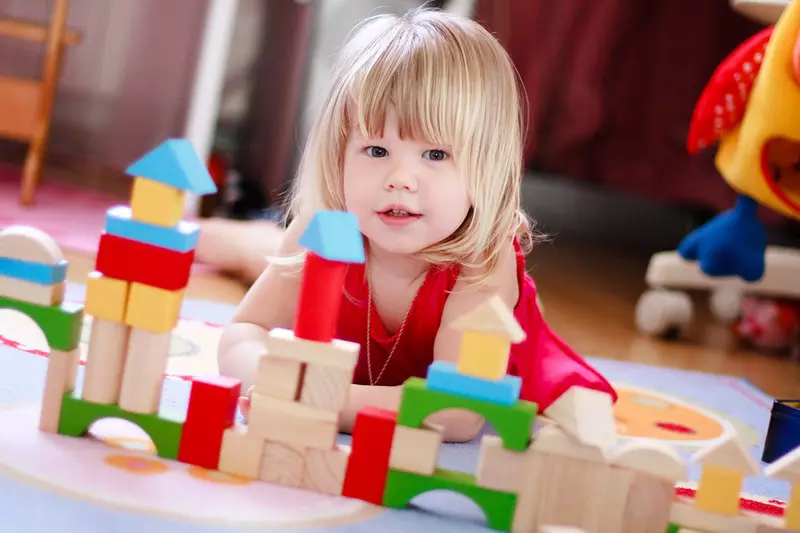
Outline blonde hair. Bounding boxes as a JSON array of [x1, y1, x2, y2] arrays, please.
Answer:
[[284, 6, 535, 283]]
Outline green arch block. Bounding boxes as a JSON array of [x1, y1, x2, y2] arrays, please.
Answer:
[[396, 378, 536, 451], [0, 296, 83, 351], [58, 393, 184, 459]]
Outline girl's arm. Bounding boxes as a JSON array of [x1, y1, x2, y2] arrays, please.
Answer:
[[429, 238, 521, 442], [217, 213, 311, 392]]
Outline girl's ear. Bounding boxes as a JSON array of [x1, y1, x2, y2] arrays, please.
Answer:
[[730, 0, 789, 25]]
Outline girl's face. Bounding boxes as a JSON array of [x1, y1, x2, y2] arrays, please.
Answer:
[[342, 107, 471, 257]]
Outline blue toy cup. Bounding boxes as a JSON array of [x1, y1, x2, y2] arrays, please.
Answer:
[[762, 399, 800, 463]]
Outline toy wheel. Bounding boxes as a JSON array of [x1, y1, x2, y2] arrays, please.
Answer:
[[635, 289, 694, 337], [709, 288, 743, 324]]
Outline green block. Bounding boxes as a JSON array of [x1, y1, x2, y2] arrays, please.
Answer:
[[397, 377, 536, 451], [58, 392, 185, 459], [0, 296, 83, 351], [384, 468, 517, 532], [664, 524, 681, 533]]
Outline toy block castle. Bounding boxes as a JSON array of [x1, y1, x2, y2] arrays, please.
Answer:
[[3, 137, 800, 532]]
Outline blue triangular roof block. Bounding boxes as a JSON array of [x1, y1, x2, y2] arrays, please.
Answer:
[[125, 138, 218, 196], [299, 210, 365, 264]]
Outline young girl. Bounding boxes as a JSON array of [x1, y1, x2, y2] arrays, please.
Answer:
[[216, 7, 617, 443]]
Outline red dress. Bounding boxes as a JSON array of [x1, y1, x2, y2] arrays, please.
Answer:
[[335, 240, 618, 412]]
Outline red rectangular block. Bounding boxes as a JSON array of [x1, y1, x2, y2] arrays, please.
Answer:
[[177, 375, 241, 470], [342, 406, 397, 505], [96, 232, 195, 291]]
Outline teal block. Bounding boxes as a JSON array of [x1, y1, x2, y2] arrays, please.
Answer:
[[105, 206, 199, 253], [299, 210, 365, 263], [0, 257, 67, 285], [125, 138, 217, 195], [427, 360, 521, 406]]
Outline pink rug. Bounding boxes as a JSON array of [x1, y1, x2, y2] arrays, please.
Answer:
[[0, 165, 123, 255]]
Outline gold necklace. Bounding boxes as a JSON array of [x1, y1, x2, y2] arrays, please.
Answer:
[[366, 272, 416, 386]]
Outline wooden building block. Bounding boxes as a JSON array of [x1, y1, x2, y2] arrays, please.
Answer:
[[248, 392, 338, 449], [39, 348, 79, 433], [397, 377, 536, 451], [608, 439, 688, 483], [254, 352, 303, 401], [384, 468, 517, 532], [456, 330, 512, 381], [0, 225, 64, 265], [543, 386, 617, 450], [124, 282, 184, 333], [96, 233, 195, 291], [0, 256, 67, 285], [259, 440, 305, 488], [178, 374, 241, 469], [427, 360, 521, 406], [476, 434, 526, 493], [85, 271, 130, 323], [763, 446, 800, 530], [0, 274, 65, 307], [389, 423, 443, 476], [105, 206, 200, 253], [342, 406, 397, 505], [669, 502, 760, 533], [218, 424, 264, 479], [266, 327, 359, 370], [117, 328, 171, 414], [81, 318, 130, 404], [299, 363, 352, 412], [691, 433, 760, 516], [130, 177, 187, 228], [301, 444, 351, 495], [539, 527, 586, 533], [0, 296, 83, 351], [58, 392, 184, 459]]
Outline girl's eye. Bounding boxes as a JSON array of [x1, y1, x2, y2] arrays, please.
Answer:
[[423, 149, 448, 161], [364, 146, 388, 158]]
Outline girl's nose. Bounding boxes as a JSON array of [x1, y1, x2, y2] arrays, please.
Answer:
[[385, 167, 418, 192]]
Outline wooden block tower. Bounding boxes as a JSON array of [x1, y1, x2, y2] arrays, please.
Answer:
[[342, 296, 538, 531], [217, 210, 365, 493], [764, 446, 800, 530]]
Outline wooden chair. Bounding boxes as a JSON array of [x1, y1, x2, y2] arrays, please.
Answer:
[[0, 0, 82, 205]]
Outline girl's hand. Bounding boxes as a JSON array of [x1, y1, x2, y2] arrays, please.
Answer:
[[238, 385, 254, 421]]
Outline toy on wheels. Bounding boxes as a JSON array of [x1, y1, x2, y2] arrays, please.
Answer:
[[636, 0, 800, 340]]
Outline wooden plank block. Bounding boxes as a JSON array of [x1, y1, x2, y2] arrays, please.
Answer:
[[476, 434, 526, 492], [342, 406, 397, 505], [254, 352, 303, 401], [0, 257, 67, 285], [124, 282, 184, 333], [389, 423, 443, 476], [301, 444, 350, 495], [117, 328, 171, 414], [0, 274, 65, 306], [259, 440, 305, 488], [248, 392, 338, 449], [539, 527, 586, 532], [0, 77, 39, 140], [105, 206, 199, 253], [669, 502, 760, 533], [39, 348, 79, 433], [81, 318, 130, 404], [218, 424, 264, 479], [130, 177, 187, 228], [85, 271, 130, 323], [427, 360, 521, 406], [266, 327, 359, 370], [96, 233, 194, 291], [178, 375, 241, 469], [299, 362, 352, 411]]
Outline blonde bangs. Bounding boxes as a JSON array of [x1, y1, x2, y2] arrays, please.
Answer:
[[287, 7, 534, 283]]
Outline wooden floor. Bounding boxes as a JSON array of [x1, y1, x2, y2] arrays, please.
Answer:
[[63, 237, 800, 399]]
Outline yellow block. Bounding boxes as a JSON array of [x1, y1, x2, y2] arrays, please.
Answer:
[[85, 272, 130, 323], [124, 282, 184, 333], [693, 465, 743, 516], [130, 177, 186, 228], [456, 330, 510, 381], [786, 486, 800, 529]]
